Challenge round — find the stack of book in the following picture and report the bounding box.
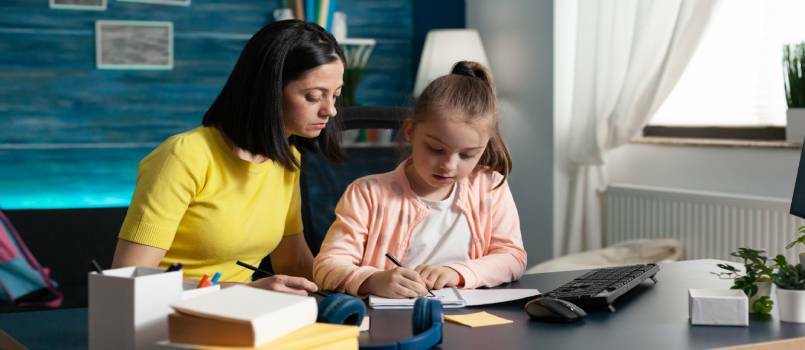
[164,285,358,350]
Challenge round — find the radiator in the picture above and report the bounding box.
[606,184,805,262]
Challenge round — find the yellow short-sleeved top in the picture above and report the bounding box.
[118,126,303,283]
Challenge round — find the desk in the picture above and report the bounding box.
[2,260,804,349]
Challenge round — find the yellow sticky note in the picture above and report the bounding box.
[444,311,514,327]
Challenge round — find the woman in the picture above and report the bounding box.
[112,20,345,295]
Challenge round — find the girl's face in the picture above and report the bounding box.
[282,60,344,138]
[404,114,491,200]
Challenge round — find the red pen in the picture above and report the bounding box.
[197,273,211,288]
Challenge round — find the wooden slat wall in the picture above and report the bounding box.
[0,0,413,209]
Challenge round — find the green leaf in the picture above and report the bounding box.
[785,234,805,249]
[752,296,773,315]
[785,43,805,107]
[716,263,737,272]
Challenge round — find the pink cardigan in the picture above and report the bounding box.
[313,161,527,295]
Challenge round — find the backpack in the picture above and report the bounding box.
[0,209,62,308]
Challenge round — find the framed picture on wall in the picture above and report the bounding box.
[116,0,191,6]
[96,21,173,70]
[49,0,107,11]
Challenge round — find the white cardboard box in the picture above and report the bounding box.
[89,266,183,350]
[688,288,748,326]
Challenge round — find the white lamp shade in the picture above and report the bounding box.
[413,29,489,97]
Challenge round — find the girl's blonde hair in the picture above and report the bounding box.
[410,60,512,188]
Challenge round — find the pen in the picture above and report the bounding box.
[90,259,104,275]
[210,272,222,285]
[166,263,183,272]
[384,253,436,297]
[235,260,327,297]
[236,260,274,277]
[197,273,211,288]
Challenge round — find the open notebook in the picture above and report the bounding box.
[368,288,540,309]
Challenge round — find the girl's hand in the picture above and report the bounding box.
[248,275,319,296]
[359,267,430,298]
[415,264,461,289]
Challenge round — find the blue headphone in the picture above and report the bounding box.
[317,293,443,350]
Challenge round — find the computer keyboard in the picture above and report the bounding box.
[541,264,660,312]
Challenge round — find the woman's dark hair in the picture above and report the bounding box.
[203,20,346,170]
[410,60,512,188]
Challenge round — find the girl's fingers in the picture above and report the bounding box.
[434,274,450,289]
[400,276,429,296]
[424,276,436,289]
[393,282,420,298]
[425,271,439,289]
[400,268,428,286]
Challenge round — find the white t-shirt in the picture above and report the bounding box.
[402,185,471,267]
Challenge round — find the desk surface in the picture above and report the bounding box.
[2,260,804,350]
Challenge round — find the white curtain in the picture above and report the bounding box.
[561,0,721,254]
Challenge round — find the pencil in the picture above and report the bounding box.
[89,259,104,274]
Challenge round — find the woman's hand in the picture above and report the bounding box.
[249,275,319,296]
[359,267,430,298]
[415,264,461,289]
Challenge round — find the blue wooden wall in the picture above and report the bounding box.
[0,0,413,209]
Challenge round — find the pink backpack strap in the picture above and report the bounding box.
[0,210,63,307]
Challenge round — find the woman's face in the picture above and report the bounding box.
[282,60,344,138]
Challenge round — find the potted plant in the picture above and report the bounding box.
[713,248,774,315]
[784,42,805,143]
[771,255,805,323]
[785,227,805,266]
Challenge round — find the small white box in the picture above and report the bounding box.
[688,288,748,326]
[89,267,183,350]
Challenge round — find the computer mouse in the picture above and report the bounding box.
[524,297,587,322]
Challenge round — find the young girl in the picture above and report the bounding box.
[313,61,526,298]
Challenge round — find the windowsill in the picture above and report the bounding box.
[633,136,800,149]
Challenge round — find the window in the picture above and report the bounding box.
[645,0,805,139]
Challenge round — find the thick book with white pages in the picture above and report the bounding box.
[169,285,317,347]
[368,288,540,309]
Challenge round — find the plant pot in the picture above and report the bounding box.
[786,108,805,143]
[776,288,805,323]
[749,280,772,313]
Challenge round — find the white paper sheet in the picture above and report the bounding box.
[369,288,466,309]
[459,289,541,306]
[368,288,540,309]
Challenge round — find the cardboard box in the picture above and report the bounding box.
[689,288,748,326]
[89,266,183,350]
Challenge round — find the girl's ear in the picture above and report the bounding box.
[402,119,415,143]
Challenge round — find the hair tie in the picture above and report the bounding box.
[452,64,477,78]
